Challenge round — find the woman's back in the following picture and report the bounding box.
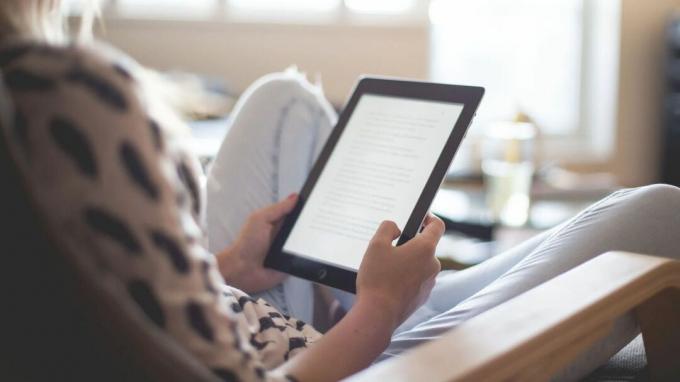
[0,40,319,381]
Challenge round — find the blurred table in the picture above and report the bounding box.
[433,179,614,270]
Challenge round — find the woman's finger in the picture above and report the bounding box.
[420,214,445,242]
[260,193,298,222]
[399,214,444,254]
[370,220,401,244]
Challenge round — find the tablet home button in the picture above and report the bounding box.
[317,269,328,280]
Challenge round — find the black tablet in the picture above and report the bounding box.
[265,77,484,293]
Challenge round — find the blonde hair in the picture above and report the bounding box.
[0,0,215,129]
[0,0,99,44]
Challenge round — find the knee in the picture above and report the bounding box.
[250,70,313,98]
[615,184,680,219]
[228,68,337,140]
[239,68,333,118]
[628,184,680,205]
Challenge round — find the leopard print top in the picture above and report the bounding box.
[0,39,321,382]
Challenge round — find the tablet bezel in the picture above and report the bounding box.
[264,77,484,293]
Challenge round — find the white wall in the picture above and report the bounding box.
[97,18,429,105]
[613,0,680,185]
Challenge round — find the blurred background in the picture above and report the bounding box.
[74,0,680,266]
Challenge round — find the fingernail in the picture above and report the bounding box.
[287,193,297,199]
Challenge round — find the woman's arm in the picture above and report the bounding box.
[216,194,297,293]
[275,216,445,381]
[274,297,397,381]
[220,204,444,380]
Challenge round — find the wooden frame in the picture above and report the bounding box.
[348,252,680,382]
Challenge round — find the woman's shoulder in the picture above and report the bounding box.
[0,39,142,112]
[0,38,205,237]
[1,38,137,78]
[0,38,189,139]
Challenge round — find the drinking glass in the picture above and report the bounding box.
[482,122,536,227]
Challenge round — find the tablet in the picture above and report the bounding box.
[265,77,484,293]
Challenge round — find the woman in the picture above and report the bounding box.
[1,1,678,381]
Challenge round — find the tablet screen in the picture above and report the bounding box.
[283,94,464,271]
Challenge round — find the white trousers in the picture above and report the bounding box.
[206,70,680,381]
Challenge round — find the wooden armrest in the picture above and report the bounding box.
[348,252,680,382]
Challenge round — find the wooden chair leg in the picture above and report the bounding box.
[634,287,680,382]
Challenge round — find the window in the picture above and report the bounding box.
[344,0,418,15]
[226,0,340,21]
[108,0,422,18]
[430,0,583,136]
[229,0,339,13]
[113,0,219,18]
[101,0,618,162]
[431,0,621,164]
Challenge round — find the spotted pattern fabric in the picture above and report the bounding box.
[0,40,320,382]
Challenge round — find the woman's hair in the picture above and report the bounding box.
[0,0,99,44]
[0,0,210,130]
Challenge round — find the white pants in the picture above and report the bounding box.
[206,70,680,381]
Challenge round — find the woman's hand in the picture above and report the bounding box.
[217,194,298,293]
[356,214,445,330]
[277,214,445,382]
